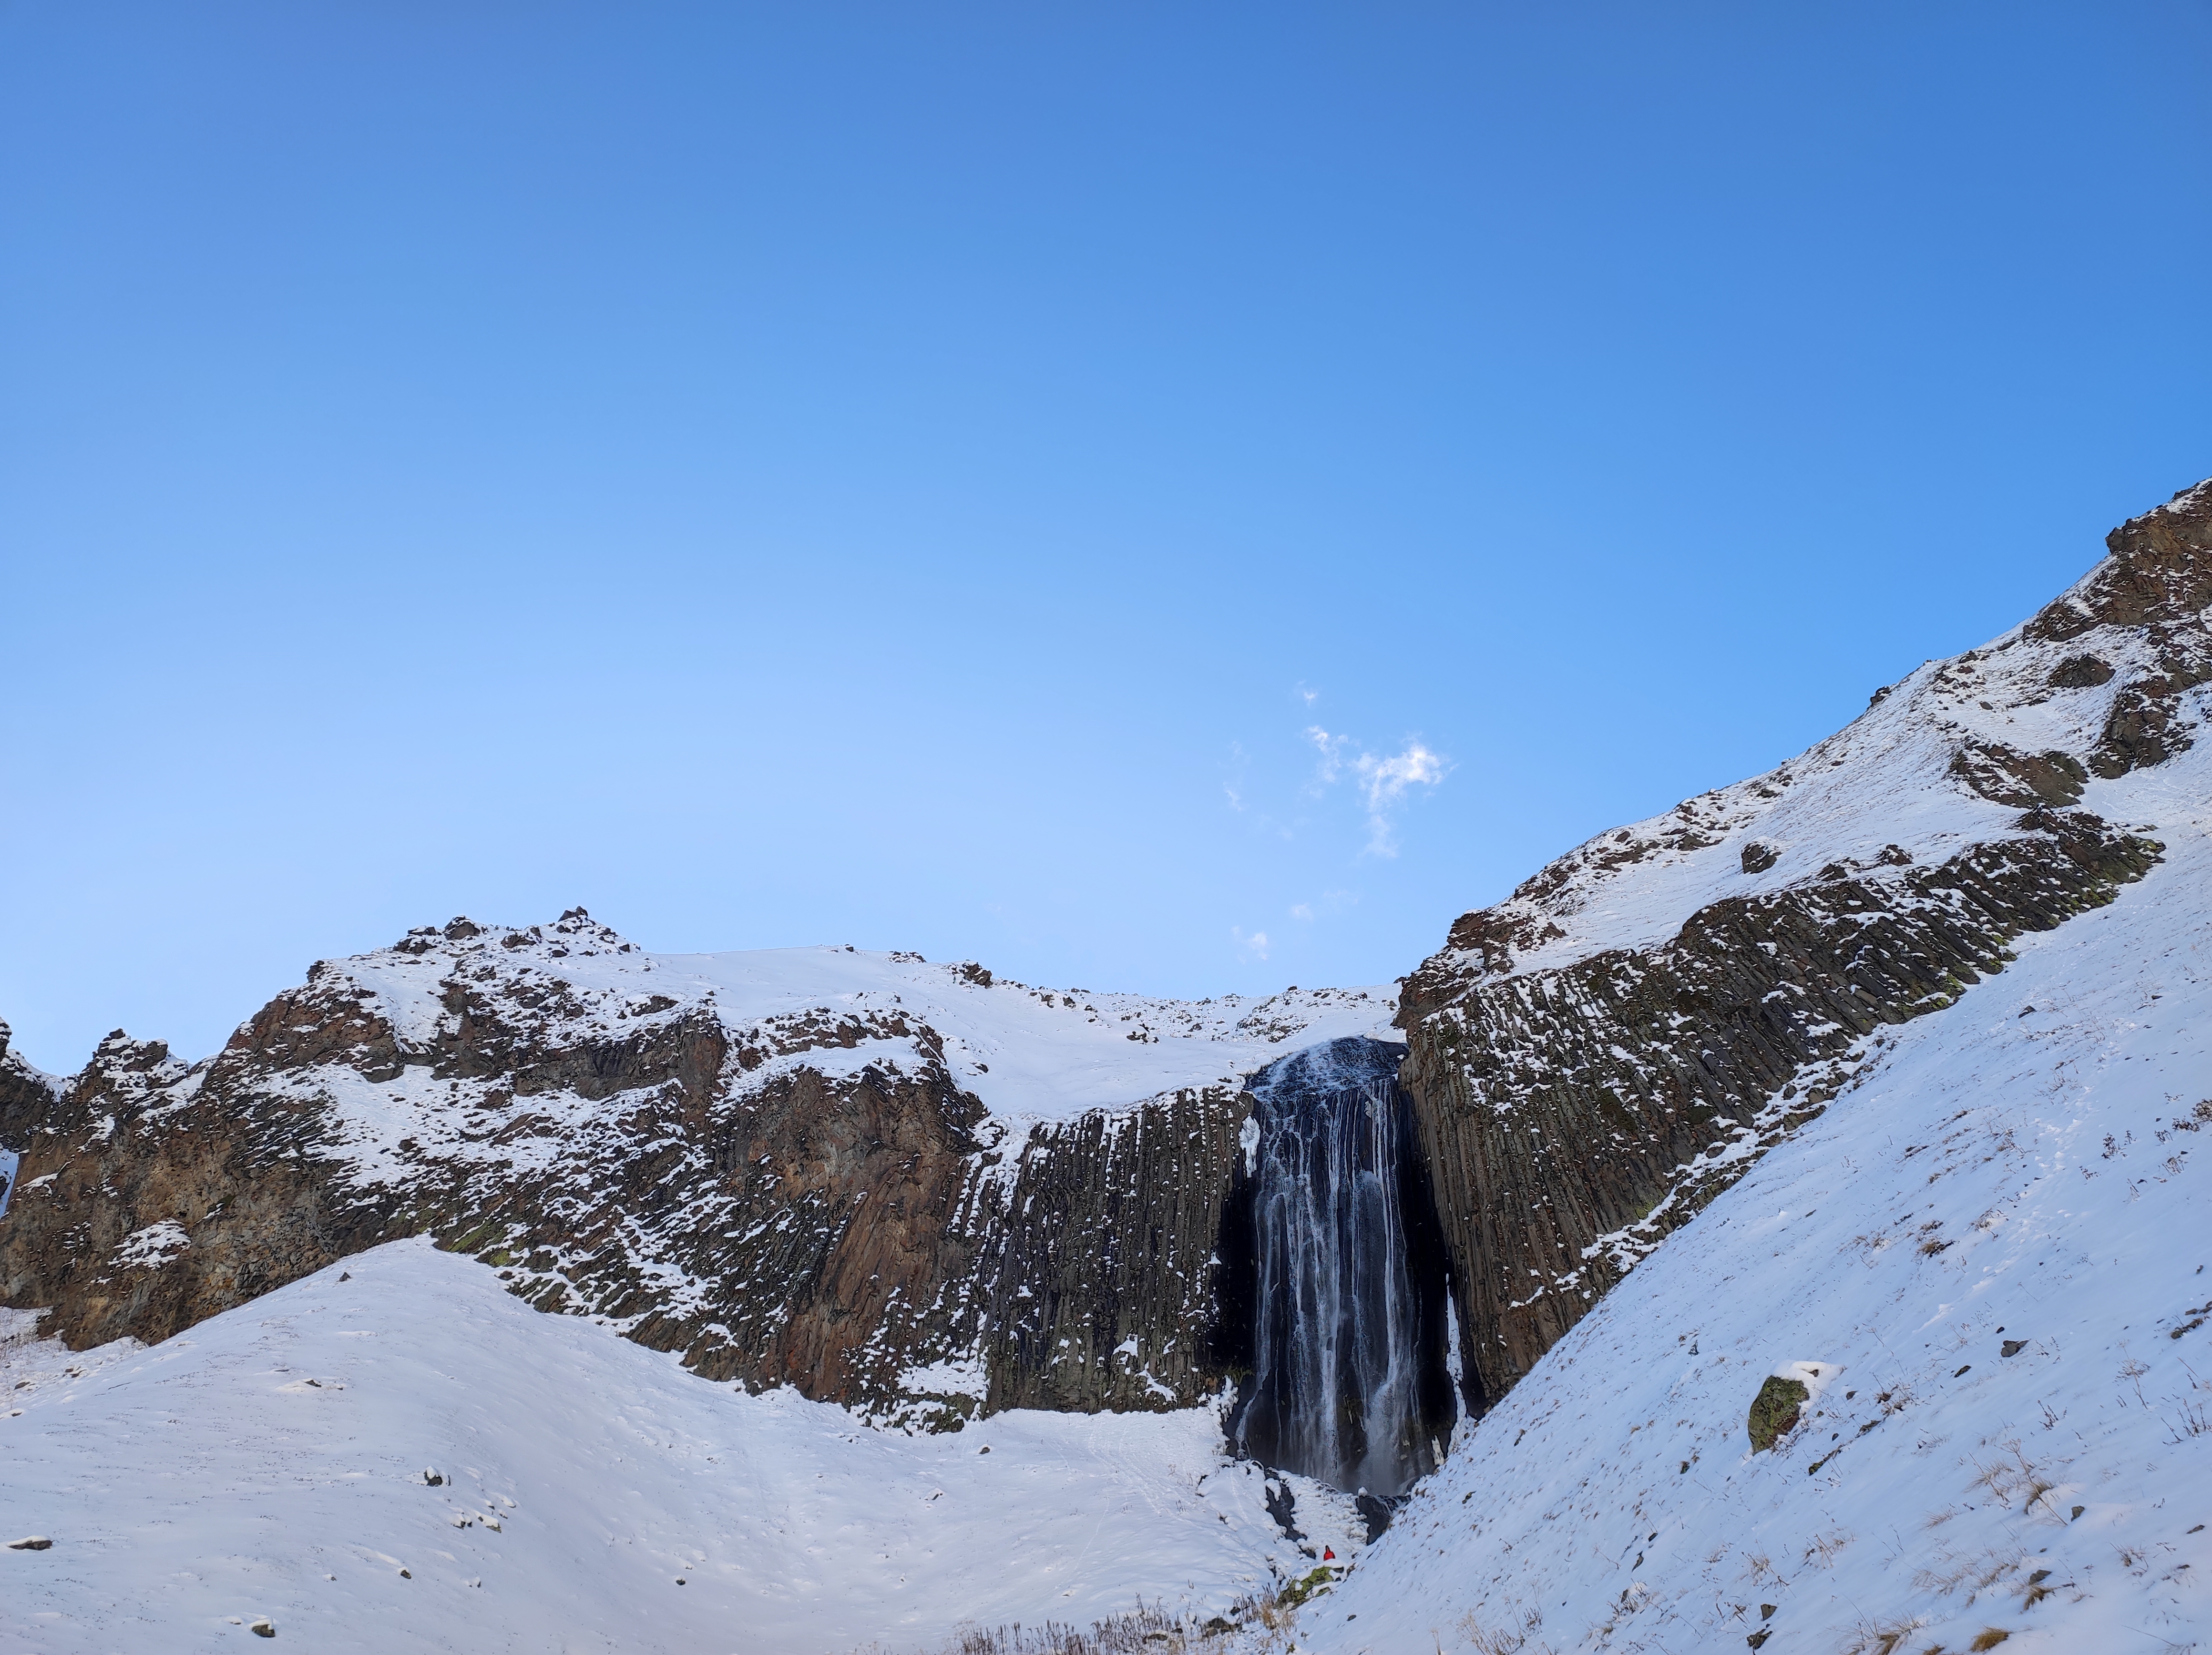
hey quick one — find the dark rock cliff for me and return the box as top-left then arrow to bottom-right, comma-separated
0,917 -> 1331,1426
1396,477 -> 2208,1414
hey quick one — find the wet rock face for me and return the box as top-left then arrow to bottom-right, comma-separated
1231,1040 -> 1456,1497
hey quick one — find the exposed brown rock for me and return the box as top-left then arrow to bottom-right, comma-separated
2025,478 -> 2212,643
1948,741 -> 2087,808
976,1087 -> 1248,1414
0,932 -> 1259,1426
2046,653 -> 2114,689
1399,810 -> 2160,1412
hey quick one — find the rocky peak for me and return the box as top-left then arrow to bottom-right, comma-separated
2027,476 -> 2212,641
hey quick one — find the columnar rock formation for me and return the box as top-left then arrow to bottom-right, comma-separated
1395,477 -> 2208,1411
0,930 -> 1393,1428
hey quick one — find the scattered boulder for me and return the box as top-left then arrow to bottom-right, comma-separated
1740,840 -> 1780,875
1262,1479 -> 1304,1542
1747,1376 -> 1809,1451
249,1618 -> 275,1638
2001,1338 -> 2028,1358
7,1536 -> 53,1551
1355,1491 -> 1395,1542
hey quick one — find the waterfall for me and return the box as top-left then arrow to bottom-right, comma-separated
1234,1038 -> 1455,1498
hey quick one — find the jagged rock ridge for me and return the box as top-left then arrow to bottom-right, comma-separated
0,930 -> 1395,1425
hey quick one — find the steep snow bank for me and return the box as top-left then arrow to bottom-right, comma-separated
1298,740 -> 2212,1653
0,1237 -> 1365,1655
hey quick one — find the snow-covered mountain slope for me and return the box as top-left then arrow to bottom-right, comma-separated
1399,477 -> 2210,1413
0,923 -> 1394,1427
338,930 -> 1395,1131
0,1236 -> 1364,1655
1416,478 -> 2211,989
1294,731 -> 2212,1655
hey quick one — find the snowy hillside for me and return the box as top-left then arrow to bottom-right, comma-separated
1416,483 -> 2209,990
0,1237 -> 1364,1655
329,922 -> 1396,1133
1294,731 -> 2212,1654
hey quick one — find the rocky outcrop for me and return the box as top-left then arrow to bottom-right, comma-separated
1401,810 -> 2159,1410
0,915 -> 1372,1428
2028,477 -> 2212,778
1395,477 -> 2209,1416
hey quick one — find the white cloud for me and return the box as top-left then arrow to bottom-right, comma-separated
1230,926 -> 1270,962
1304,729 -> 1450,856
1289,903 -> 1313,922
1354,740 -> 1448,853
1222,741 -> 1249,813
1305,725 -> 1350,788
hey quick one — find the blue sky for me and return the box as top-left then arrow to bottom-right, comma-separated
4,3 -> 2209,1073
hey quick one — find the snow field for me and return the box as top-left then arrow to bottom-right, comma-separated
0,1238 -> 1365,1655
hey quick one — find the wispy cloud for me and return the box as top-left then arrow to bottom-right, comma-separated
1230,925 -> 1270,962
1355,741 -> 1447,854
1289,903 -> 1313,921
1304,728 -> 1450,855
1305,725 -> 1350,789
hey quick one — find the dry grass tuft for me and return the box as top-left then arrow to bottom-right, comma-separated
917,1599 -> 1216,1654
1844,1616 -> 1926,1655
1968,1631 -> 2011,1652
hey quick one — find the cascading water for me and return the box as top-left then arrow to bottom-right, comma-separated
1232,1038 -> 1457,1499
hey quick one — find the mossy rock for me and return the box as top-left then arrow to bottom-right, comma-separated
1278,1566 -> 1335,1608
1747,1375 -> 1809,1451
